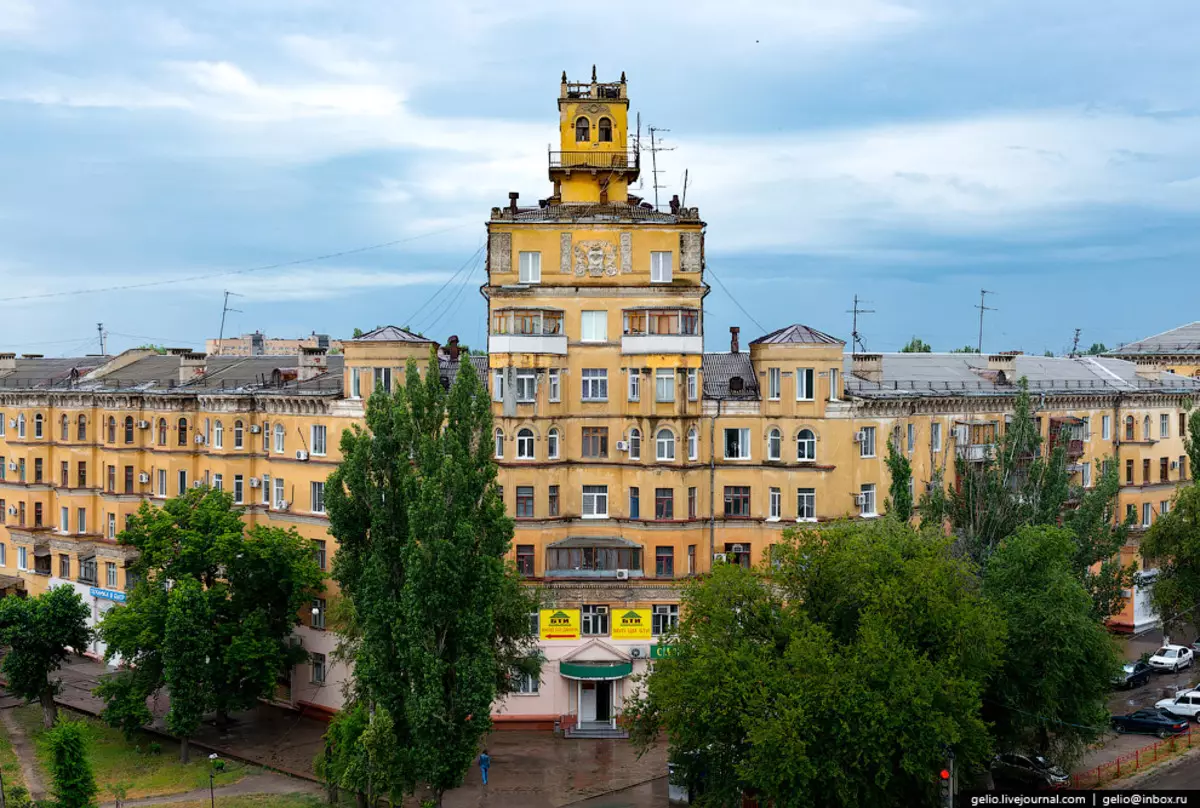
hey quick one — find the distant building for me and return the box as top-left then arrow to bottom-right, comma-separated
205,331 -> 341,357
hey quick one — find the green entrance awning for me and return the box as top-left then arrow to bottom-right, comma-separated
559,660 -> 633,680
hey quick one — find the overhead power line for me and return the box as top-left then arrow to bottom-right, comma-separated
707,267 -> 767,337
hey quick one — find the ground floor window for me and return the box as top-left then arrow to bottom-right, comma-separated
582,604 -> 610,636
514,668 -> 539,694
652,604 -> 679,635
311,653 -> 326,684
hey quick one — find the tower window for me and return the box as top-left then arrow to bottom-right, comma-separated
598,117 -> 612,143
575,117 -> 590,142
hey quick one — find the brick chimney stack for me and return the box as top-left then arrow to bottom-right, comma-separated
299,347 -> 328,381
508,192 -> 519,213
179,352 -> 206,384
730,326 -> 740,353
448,335 -> 461,362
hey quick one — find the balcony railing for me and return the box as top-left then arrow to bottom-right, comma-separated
623,309 -> 700,337
956,444 -> 995,462
549,150 -> 639,172
491,309 -> 563,337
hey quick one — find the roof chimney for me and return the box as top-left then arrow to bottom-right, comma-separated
0,353 -> 15,372
730,326 -> 740,354
1135,358 -> 1164,380
508,191 -> 519,213
21,354 -> 43,359
448,335 -> 461,362
299,347 -> 328,381
986,352 -> 1021,376
179,352 -> 206,384
669,194 -> 680,214
852,353 -> 883,383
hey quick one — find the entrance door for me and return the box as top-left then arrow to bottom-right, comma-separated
581,681 -> 596,721
596,681 -> 611,722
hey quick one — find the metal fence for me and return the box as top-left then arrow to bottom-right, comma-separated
1072,727 -> 1199,788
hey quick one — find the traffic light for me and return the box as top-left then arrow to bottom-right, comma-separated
939,763 -> 953,807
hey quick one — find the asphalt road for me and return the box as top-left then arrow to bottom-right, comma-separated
1130,752 -> 1200,789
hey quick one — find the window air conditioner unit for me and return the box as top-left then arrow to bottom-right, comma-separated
249,425 -> 262,434
192,480 -> 204,488
852,493 -> 865,504
853,430 -> 866,442
137,472 -> 149,484
6,506 -> 15,516
1172,461 -> 1180,470
629,647 -> 649,659
296,450 -> 309,461
276,500 -> 289,510
7,462 -> 16,471
8,419 -> 14,428
595,605 -> 609,615
616,440 -> 629,452
713,552 -> 727,563
615,569 -> 629,580
137,420 -> 150,429
731,544 -> 745,554
248,477 -> 260,488
194,434 -> 206,444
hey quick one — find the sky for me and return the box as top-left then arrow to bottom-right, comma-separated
1,0 -> 1198,357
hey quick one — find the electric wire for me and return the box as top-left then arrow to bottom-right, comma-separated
402,244 -> 485,331
707,266 -> 768,336
421,247 -> 484,337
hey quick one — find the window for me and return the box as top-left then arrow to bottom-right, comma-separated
1082,416 -> 1091,441
1162,457 -> 1170,483
628,428 -> 641,460
579,604 -> 610,636
310,598 -> 326,630
104,416 -> 113,442
547,428 -> 560,459
0,413 -> 4,437
906,424 -> 915,453
78,415 -> 87,441
60,414 -> 68,440
628,369 -> 640,401
76,507 -> 85,534
1183,455 -> 1190,480
796,368 -> 814,400
516,370 -> 536,403
274,477 -> 285,508
1081,462 -> 1092,488
931,422 -> 942,453
106,562 -> 117,588
175,417 -> 186,446
1162,414 -> 1171,439
1126,416 -> 1136,441
688,487 -> 697,519
518,251 -> 541,284
655,369 -> 675,402
724,486 -> 751,518
234,475 -> 244,504
650,251 -> 673,283
233,420 -> 244,449
213,420 -> 223,449
767,428 -> 781,461
516,545 -> 535,576
655,488 -> 674,520
516,428 -> 535,459
797,488 -> 816,521
1143,458 -> 1151,484
580,311 -> 607,342
351,367 -> 361,399
1144,416 -> 1152,441
107,513 -> 116,539
1126,503 -> 1136,522
494,428 -> 504,459
34,413 -> 43,439
178,469 -> 187,496
655,546 -> 675,577
492,369 -> 504,402
33,458 -> 42,484
597,116 -> 613,143
157,469 -> 166,497
59,460 -> 68,487
656,429 -> 675,461
123,465 -> 133,493
687,427 -> 698,460
274,423 -> 286,453
60,506 -> 69,534
1126,459 -> 1135,484
548,485 -> 559,517
859,426 -> 877,458
724,428 -> 751,460
309,424 -> 327,456
261,474 -> 271,505
1162,500 -> 1171,516
213,473 -> 223,492
687,368 -> 698,401
1183,412 -> 1189,437
766,367 -> 781,400
582,426 -> 608,458
1102,415 -> 1112,440
17,547 -> 26,571
514,666 -> 539,694
581,369 -> 608,401
1143,502 -> 1152,528
769,487 -> 781,520
652,605 -> 679,636
311,481 -> 325,514
829,368 -> 840,401
630,486 -> 640,519
374,366 -> 392,392
575,116 -> 589,142
311,653 -> 326,684
582,485 -> 608,518
516,486 -> 534,518
59,554 -> 69,578
860,483 -> 877,517
548,369 -> 560,402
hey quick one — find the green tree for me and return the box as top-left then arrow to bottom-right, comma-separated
0,586 -> 90,728
884,436 -> 914,522
97,487 -> 324,740
950,346 -> 981,353
900,336 -> 932,353
626,521 -> 1004,808
1062,459 -> 1136,619
1185,409 -> 1200,483
163,578 -> 212,762
1084,343 -> 1108,355
45,717 -> 97,808
325,351 -> 540,806
1142,484 -> 1200,633
983,526 -> 1120,764
134,344 -> 168,354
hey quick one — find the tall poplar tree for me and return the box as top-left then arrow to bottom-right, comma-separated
325,352 -> 539,807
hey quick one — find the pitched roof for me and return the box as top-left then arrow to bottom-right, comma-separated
702,353 -> 759,401
750,324 -> 844,346
351,326 -> 433,343
1108,322 -> 1200,357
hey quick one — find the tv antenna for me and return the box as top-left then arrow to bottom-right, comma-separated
1069,328 -> 1081,358
681,168 -> 689,209
647,126 -> 674,210
215,290 -> 243,356
846,295 -> 875,354
96,322 -> 107,355
976,289 -> 996,354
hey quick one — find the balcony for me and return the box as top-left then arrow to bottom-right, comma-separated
544,537 -> 644,580
488,308 -> 567,356
956,443 -> 995,462
621,308 -> 703,355
549,149 -> 640,178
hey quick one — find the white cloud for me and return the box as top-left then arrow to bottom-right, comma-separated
0,0 -> 36,35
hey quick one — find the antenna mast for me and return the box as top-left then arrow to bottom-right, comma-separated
97,323 -> 106,355
215,290 -> 243,356
647,126 -> 674,210
976,289 -> 996,354
1070,328 -> 1081,358
846,295 -> 875,354
681,168 -> 689,209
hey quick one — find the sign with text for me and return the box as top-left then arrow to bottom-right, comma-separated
611,609 -> 652,641
89,587 -> 126,603
650,644 -> 675,659
539,608 -> 580,641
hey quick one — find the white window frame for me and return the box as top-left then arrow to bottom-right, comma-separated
234,474 -> 244,504
548,369 -> 561,402
655,368 -> 675,403
311,424 -> 327,456
262,474 -> 272,505
214,420 -> 224,449
274,423 -> 285,453
687,368 -> 699,401
797,429 -> 816,461
829,368 -> 840,401
494,428 -> 504,459
16,414 -> 24,439
860,483 -> 877,517
213,473 -> 223,492
1142,502 -> 1152,528
687,427 -> 698,460
76,507 -> 86,534
1162,414 -> 1171,439
1102,415 -> 1112,440
518,251 -> 542,284
656,429 -> 675,461
650,251 -> 673,283
157,469 -> 167,497
628,370 -> 640,402
580,311 -> 607,342
1081,462 -> 1092,488
768,487 -> 781,521
178,469 -> 187,496
581,369 -> 608,401
768,368 -> 781,400
106,561 -> 117,588
860,426 -> 877,458
1162,500 -> 1171,516
724,428 -> 751,460
582,485 -> 609,518
60,506 -> 69,535
17,546 -> 26,571
273,477 -> 285,508
629,428 -> 642,460
350,368 -> 361,399
906,424 -> 915,453
797,488 -> 816,522
768,428 -> 781,461
516,428 -> 535,459
493,369 -> 504,402
931,422 -> 942,453
515,370 -> 536,403
107,513 -> 116,539
0,413 -> 5,437
514,668 -> 540,695
547,428 -> 560,459
374,366 -> 392,392
796,368 -> 814,401
311,481 -> 326,514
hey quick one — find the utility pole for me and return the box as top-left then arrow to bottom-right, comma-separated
846,295 -> 875,354
976,289 -> 996,354
96,323 -> 107,355
215,291 -> 243,356
647,127 -> 674,210
1070,327 -> 1082,358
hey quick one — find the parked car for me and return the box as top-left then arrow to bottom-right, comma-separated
1112,708 -> 1190,737
1114,660 -> 1153,689
1156,689 -> 1200,720
1149,645 -> 1194,673
991,753 -> 1070,789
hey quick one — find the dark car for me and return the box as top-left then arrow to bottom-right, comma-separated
1114,660 -> 1153,689
991,753 -> 1070,789
1112,709 -> 1190,738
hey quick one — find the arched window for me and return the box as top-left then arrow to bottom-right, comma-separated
214,420 -> 224,449
177,417 -> 188,446
656,428 -> 675,461
494,428 -> 504,459
77,414 -> 86,441
687,427 -> 698,460
60,414 -> 69,441
1125,415 -> 1135,441
1144,415 -> 1152,440
575,116 -> 590,142
158,418 -> 167,445
547,428 -> 560,459
34,413 -> 43,439
597,117 -> 612,143
517,428 -> 535,459
106,416 -> 116,443
797,429 -> 816,461
768,428 -> 782,461
273,423 -> 285,453
124,416 -> 134,444
16,413 -> 24,438
234,420 -> 244,449
629,428 -> 641,460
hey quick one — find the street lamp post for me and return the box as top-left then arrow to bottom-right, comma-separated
208,753 -> 219,808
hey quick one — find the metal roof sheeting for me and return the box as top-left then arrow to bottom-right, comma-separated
1109,322 -> 1200,357
750,324 -> 844,346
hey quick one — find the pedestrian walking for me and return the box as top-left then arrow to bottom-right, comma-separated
479,749 -> 491,785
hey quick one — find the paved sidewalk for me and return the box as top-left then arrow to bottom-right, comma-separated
103,773 -> 321,808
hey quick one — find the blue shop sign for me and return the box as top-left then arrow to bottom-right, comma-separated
89,587 -> 126,603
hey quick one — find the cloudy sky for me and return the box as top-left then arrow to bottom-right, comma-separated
1,0 -> 1198,356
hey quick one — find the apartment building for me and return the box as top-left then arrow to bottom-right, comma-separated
205,331 -> 341,357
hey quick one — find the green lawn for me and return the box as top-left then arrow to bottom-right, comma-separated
13,704 -> 249,799
152,795 -> 326,808
0,713 -> 25,792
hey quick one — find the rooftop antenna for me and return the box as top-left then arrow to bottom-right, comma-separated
96,322 -> 106,355
1069,327 -> 1081,358
681,168 -> 689,209
647,126 -> 674,210
976,289 -> 996,354
215,290 -> 243,356
846,295 -> 874,354
632,112 -> 643,191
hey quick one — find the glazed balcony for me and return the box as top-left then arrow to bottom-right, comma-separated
488,308 -> 567,355
621,308 -> 703,355
549,149 -> 640,179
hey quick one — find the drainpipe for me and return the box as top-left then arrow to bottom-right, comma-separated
709,399 -> 722,568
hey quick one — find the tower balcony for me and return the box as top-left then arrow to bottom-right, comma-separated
489,308 -> 567,356
549,149 -> 640,181
621,307 -> 703,355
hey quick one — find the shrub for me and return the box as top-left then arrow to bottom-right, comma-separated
45,718 -> 97,808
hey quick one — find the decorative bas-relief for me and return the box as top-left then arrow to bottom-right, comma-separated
560,233 -> 572,274
619,232 -> 632,273
488,232 -> 512,273
573,240 -> 617,277
680,232 -> 703,273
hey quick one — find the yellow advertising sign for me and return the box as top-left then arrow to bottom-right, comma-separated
611,608 -> 653,641
539,608 -> 581,641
